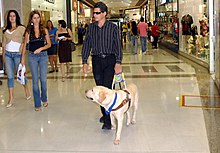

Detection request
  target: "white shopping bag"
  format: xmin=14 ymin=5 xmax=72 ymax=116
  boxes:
xmin=17 ymin=64 xmax=26 ymax=85
xmin=150 ymin=36 xmax=154 ymax=42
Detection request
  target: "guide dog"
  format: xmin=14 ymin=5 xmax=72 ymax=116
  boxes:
xmin=85 ymin=83 xmax=138 ymax=145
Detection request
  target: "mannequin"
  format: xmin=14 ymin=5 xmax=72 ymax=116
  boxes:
xmin=181 ymin=14 xmax=194 ymax=52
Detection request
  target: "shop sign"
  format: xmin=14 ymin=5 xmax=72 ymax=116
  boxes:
xmin=73 ymin=0 xmax=77 ymax=11
xmin=45 ymin=0 xmax=55 ymax=4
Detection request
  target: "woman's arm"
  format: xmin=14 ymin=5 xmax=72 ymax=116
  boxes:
xmin=65 ymin=28 xmax=73 ymax=41
xmin=21 ymin=32 xmax=29 ymax=65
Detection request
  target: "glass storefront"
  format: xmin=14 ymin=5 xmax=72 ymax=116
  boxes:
xmin=158 ymin=0 xmax=178 ymax=45
xmin=179 ymin=0 xmax=209 ymax=63
xmin=31 ymin=0 xmax=66 ymax=27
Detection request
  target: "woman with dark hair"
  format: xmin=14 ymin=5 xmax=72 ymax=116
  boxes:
xmin=21 ymin=10 xmax=51 ymax=111
xmin=2 ymin=10 xmax=31 ymax=108
xmin=46 ymin=20 xmax=58 ymax=73
xmin=55 ymin=20 xmax=73 ymax=82
xmin=131 ymin=20 xmax=138 ymax=54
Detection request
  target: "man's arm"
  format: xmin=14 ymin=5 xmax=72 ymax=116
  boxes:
xmin=81 ymin=27 xmax=92 ymax=73
xmin=113 ymin=26 xmax=122 ymax=74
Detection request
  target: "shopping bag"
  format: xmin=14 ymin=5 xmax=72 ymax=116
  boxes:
xmin=150 ymin=36 xmax=154 ymax=42
xmin=17 ymin=64 xmax=26 ymax=85
xmin=112 ymin=72 xmax=126 ymax=90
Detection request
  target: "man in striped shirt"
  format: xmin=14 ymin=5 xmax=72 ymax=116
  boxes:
xmin=82 ymin=2 xmax=122 ymax=130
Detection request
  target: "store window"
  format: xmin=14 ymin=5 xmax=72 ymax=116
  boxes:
xmin=179 ymin=0 xmax=209 ymax=62
xmin=158 ymin=0 xmax=178 ymax=46
xmin=31 ymin=0 xmax=66 ymax=27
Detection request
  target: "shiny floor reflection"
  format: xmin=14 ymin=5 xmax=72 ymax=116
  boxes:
xmin=0 ymin=43 xmax=212 ymax=153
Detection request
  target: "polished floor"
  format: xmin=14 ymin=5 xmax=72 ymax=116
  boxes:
xmin=0 ymin=42 xmax=219 ymax=153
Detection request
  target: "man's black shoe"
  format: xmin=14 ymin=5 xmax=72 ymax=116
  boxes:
xmin=102 ymin=124 xmax=111 ymax=130
xmin=99 ymin=116 xmax=104 ymax=123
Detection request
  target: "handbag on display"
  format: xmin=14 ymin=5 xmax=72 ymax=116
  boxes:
xmin=17 ymin=64 xmax=26 ymax=85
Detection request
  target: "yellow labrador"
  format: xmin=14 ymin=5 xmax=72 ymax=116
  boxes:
xmin=85 ymin=83 xmax=138 ymax=145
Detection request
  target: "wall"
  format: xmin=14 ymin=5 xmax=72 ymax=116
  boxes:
xmin=214 ymin=0 xmax=220 ymax=89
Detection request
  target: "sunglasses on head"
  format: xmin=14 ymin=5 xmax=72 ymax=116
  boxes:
xmin=93 ymin=11 xmax=104 ymax=15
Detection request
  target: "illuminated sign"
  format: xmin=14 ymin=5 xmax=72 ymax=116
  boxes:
xmin=45 ymin=0 xmax=55 ymax=4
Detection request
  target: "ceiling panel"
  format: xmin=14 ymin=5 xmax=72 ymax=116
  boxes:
xmin=93 ymin=0 xmax=140 ymax=11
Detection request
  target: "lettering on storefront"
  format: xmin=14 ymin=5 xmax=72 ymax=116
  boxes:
xmin=45 ymin=0 xmax=55 ymax=4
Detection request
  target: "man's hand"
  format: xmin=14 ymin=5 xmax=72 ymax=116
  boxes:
xmin=114 ymin=63 xmax=122 ymax=74
xmin=83 ymin=64 xmax=88 ymax=74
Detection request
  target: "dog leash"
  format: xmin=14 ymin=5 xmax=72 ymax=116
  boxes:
xmin=112 ymin=72 xmax=126 ymax=90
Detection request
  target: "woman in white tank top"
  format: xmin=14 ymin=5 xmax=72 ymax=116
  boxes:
xmin=2 ymin=10 xmax=31 ymax=108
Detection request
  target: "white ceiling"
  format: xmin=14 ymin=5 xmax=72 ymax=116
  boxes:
xmin=93 ymin=0 xmax=140 ymax=11
xmin=31 ymin=0 xmax=65 ymax=12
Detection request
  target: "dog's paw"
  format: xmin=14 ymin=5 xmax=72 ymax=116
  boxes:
xmin=111 ymin=126 xmax=116 ymax=130
xmin=131 ymin=120 xmax=136 ymax=124
xmin=126 ymin=122 xmax=130 ymax=126
xmin=114 ymin=139 xmax=120 ymax=145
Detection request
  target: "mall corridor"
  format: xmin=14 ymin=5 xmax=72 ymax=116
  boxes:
xmin=0 ymin=43 xmax=219 ymax=153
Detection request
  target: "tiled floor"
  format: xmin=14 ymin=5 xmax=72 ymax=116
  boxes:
xmin=0 ymin=42 xmax=217 ymax=153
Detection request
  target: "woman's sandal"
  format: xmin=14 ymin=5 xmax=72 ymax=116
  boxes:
xmin=35 ymin=107 xmax=41 ymax=111
xmin=62 ymin=77 xmax=65 ymax=82
xmin=66 ymin=72 xmax=70 ymax=78
xmin=43 ymin=102 xmax=48 ymax=107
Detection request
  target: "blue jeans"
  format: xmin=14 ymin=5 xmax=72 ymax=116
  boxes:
xmin=28 ymin=51 xmax=48 ymax=108
xmin=5 ymin=51 xmax=27 ymax=88
xmin=127 ymin=31 xmax=131 ymax=41
xmin=140 ymin=36 xmax=147 ymax=52
xmin=131 ymin=35 xmax=138 ymax=54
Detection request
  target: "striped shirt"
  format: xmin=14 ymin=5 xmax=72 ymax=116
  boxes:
xmin=82 ymin=20 xmax=122 ymax=64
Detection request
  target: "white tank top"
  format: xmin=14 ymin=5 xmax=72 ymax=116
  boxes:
xmin=5 ymin=30 xmax=21 ymax=52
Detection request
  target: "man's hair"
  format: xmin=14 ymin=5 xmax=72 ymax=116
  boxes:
xmin=94 ymin=2 xmax=108 ymax=13
xmin=140 ymin=17 xmax=144 ymax=22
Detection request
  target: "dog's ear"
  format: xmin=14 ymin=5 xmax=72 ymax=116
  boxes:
xmin=98 ymin=91 xmax=106 ymax=103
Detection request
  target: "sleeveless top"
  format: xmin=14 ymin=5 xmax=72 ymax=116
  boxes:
xmin=29 ymin=33 xmax=46 ymax=52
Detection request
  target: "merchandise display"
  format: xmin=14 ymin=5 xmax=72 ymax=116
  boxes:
xmin=181 ymin=14 xmax=209 ymax=62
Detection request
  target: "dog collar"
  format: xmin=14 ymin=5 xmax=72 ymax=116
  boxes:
xmin=105 ymin=92 xmax=117 ymax=115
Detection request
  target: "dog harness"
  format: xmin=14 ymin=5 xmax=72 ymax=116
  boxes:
xmin=112 ymin=90 xmax=131 ymax=112
xmin=105 ymin=92 xmax=118 ymax=115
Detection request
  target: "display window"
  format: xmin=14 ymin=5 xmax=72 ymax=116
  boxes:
xmin=179 ymin=0 xmax=209 ymax=62
xmin=158 ymin=1 xmax=178 ymax=45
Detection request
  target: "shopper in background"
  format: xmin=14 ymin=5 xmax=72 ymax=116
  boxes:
xmin=138 ymin=17 xmax=148 ymax=55
xmin=55 ymin=20 xmax=73 ymax=82
xmin=78 ymin=23 xmax=85 ymax=44
xmin=122 ymin=22 xmax=128 ymax=43
xmin=82 ymin=2 xmax=122 ymax=130
xmin=151 ymin=21 xmax=160 ymax=49
xmin=46 ymin=20 xmax=58 ymax=73
xmin=131 ymin=20 xmax=138 ymax=54
xmin=2 ymin=10 xmax=31 ymax=108
xmin=127 ymin=21 xmax=131 ymax=42
xmin=21 ymin=10 xmax=51 ymax=111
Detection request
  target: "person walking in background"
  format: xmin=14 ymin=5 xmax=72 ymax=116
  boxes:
xmin=122 ymin=22 xmax=128 ymax=43
xmin=151 ymin=21 xmax=160 ymax=49
xmin=131 ymin=20 xmax=138 ymax=54
xmin=55 ymin=20 xmax=73 ymax=82
xmin=21 ymin=10 xmax=51 ymax=111
xmin=2 ymin=10 xmax=31 ymax=108
xmin=77 ymin=23 xmax=85 ymax=44
xmin=46 ymin=20 xmax=58 ymax=73
xmin=127 ymin=21 xmax=131 ymax=42
xmin=147 ymin=21 xmax=152 ymax=41
xmin=138 ymin=17 xmax=148 ymax=55
xmin=82 ymin=2 xmax=122 ymax=130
